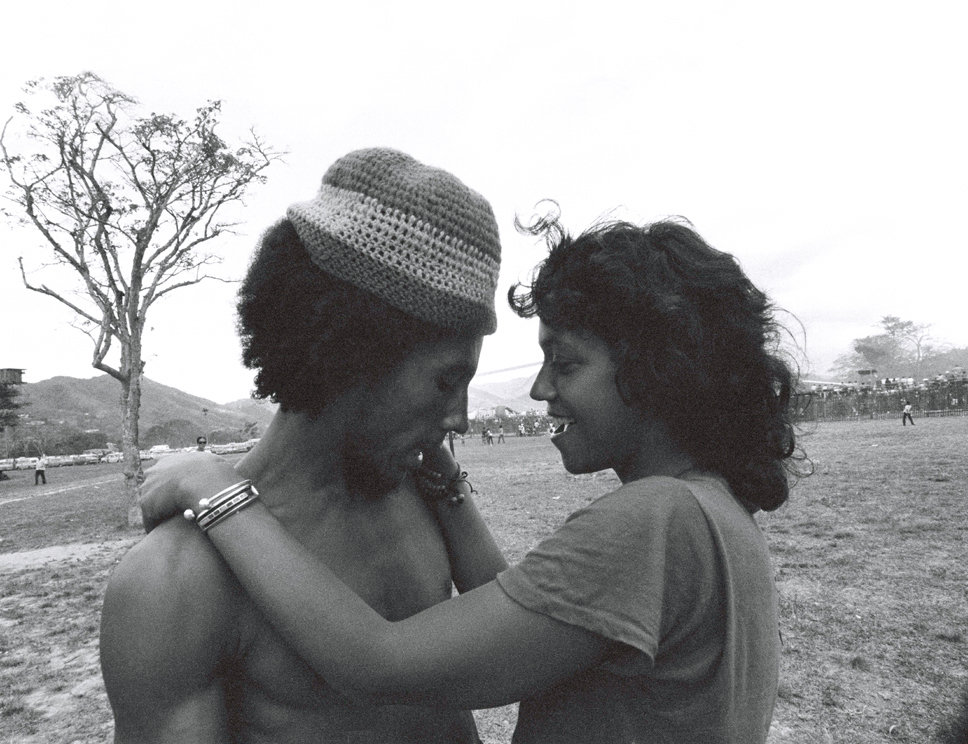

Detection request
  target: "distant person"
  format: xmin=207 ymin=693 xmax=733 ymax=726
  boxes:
xmin=100 ymin=148 xmax=501 ymax=744
xmin=195 ymin=436 xmax=209 ymax=452
xmin=902 ymin=399 xmax=915 ymax=426
xmin=141 ymin=212 xmax=800 ymax=743
xmin=497 ymin=424 xmax=505 ymax=443
xmin=34 ymin=455 xmax=47 ymax=485
xmin=486 ymin=427 xmax=494 ymax=445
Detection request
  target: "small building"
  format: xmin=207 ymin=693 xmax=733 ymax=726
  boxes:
xmin=0 ymin=369 xmax=25 ymax=385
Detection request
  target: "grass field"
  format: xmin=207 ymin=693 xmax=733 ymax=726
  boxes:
xmin=1 ymin=416 xmax=966 ymax=743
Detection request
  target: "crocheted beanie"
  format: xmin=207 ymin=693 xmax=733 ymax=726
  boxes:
xmin=287 ymin=148 xmax=502 ymax=335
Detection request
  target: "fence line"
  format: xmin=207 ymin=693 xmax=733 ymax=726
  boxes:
xmin=797 ymin=407 xmax=967 ymax=422
xmin=923 ymin=408 xmax=968 ymax=418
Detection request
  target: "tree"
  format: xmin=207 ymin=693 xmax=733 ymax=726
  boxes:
xmin=880 ymin=315 xmax=934 ymax=381
xmin=0 ymin=381 xmax=25 ymax=464
xmin=829 ymin=333 xmax=898 ymax=379
xmin=852 ymin=334 xmax=897 ymax=371
xmin=828 ymin=316 xmax=938 ymax=381
xmin=0 ymin=381 xmax=24 ymax=430
xmin=1 ymin=73 xmax=281 ymax=524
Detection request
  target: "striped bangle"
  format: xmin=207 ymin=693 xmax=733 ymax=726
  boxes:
xmin=182 ymin=479 xmax=260 ymax=532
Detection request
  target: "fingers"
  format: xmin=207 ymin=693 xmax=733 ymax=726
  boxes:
xmin=139 ymin=452 xmax=237 ymax=533
xmin=423 ymin=442 xmax=458 ymax=475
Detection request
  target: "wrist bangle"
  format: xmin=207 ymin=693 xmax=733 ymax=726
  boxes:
xmin=414 ymin=462 xmax=474 ymax=505
xmin=182 ymin=479 xmax=260 ymax=531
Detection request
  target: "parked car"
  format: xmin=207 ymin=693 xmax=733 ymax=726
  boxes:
xmin=211 ymin=441 xmax=254 ymax=455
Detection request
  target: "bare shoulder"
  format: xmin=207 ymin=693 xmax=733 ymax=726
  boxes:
xmin=101 ymin=518 xmax=241 ymax=687
xmin=107 ymin=517 xmax=240 ymax=609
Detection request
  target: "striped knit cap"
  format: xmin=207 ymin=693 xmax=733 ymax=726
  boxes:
xmin=287 ymin=148 xmax=502 ymax=335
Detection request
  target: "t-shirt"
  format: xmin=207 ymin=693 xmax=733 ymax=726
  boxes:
xmin=496 ymin=472 xmax=779 ymax=744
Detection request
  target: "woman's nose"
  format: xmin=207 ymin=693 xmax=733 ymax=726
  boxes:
xmin=530 ymin=365 xmax=555 ymax=402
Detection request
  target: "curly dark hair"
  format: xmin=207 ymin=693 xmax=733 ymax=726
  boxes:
xmin=509 ymin=211 xmax=800 ymax=511
xmin=237 ymin=219 xmax=454 ymax=416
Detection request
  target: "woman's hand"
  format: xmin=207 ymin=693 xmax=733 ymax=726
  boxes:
xmin=422 ymin=442 xmax=460 ymax=479
xmin=140 ymin=452 xmax=240 ymax=532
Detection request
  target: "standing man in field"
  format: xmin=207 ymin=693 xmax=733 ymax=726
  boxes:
xmin=99 ymin=148 xmax=504 ymax=743
xmin=34 ymin=454 xmax=47 ymax=485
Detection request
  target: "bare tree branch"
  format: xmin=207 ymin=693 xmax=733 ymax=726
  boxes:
xmin=2 ymin=72 xmax=283 ymax=525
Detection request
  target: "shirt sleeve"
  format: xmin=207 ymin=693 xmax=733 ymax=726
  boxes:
xmin=496 ymin=477 xmax=720 ymax=663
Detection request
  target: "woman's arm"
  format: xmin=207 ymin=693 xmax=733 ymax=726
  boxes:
xmin=427 ymin=495 xmax=508 ymax=592
xmin=142 ymin=448 xmax=509 ymax=591
xmin=141 ymin=460 xmax=614 ymax=709
xmin=420 ymin=445 xmax=508 ymax=592
xmin=201 ymin=498 xmax=612 ymax=709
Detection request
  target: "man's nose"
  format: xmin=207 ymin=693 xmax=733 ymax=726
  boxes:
xmin=443 ymin=388 xmax=470 ymax=434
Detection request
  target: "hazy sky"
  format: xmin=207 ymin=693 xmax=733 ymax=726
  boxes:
xmin=1 ymin=1 xmax=965 ymax=402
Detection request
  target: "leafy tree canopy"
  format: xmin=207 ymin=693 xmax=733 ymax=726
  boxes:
xmin=829 ymin=315 xmax=948 ymax=380
xmin=0 ymin=382 xmax=24 ymax=429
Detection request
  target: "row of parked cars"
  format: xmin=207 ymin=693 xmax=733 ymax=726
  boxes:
xmin=145 ymin=440 xmax=260 ymax=459
xmin=0 ymin=440 xmax=261 ymax=471
xmin=0 ymin=452 xmax=122 ymax=470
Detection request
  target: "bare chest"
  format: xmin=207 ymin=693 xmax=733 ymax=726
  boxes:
xmin=223 ymin=493 xmax=476 ymax=742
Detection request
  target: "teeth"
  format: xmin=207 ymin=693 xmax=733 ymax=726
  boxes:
xmin=552 ymin=417 xmax=572 ymax=435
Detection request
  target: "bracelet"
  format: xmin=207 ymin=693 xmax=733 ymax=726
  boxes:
xmin=182 ymin=479 xmax=260 ymax=531
xmin=183 ymin=479 xmax=251 ymax=520
xmin=414 ymin=462 xmax=474 ymax=505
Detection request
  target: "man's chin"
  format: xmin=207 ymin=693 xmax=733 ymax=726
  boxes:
xmin=343 ymin=459 xmax=406 ymax=498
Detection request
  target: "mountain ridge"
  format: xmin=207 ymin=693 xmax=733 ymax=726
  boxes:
xmin=14 ymin=372 xmax=543 ymax=445
xmin=18 ymin=375 xmax=276 ymax=446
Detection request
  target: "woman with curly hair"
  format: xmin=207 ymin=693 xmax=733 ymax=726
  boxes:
xmin=142 ymin=210 xmax=801 ymax=744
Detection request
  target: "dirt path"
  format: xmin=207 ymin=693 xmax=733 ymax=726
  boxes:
xmin=0 ymin=471 xmax=124 ymax=507
xmin=0 ymin=538 xmax=136 ymax=573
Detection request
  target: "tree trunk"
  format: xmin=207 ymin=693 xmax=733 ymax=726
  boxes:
xmin=120 ymin=373 xmax=145 ymax=527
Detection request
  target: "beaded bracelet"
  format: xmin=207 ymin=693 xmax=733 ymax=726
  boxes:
xmin=414 ymin=462 xmax=474 ymax=505
xmin=183 ymin=479 xmax=260 ymax=532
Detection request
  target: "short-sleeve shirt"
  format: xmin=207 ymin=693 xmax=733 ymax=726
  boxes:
xmin=496 ymin=472 xmax=779 ymax=744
